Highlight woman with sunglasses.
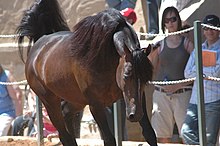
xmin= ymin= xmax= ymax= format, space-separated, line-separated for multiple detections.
xmin=149 ymin=6 xmax=194 ymax=143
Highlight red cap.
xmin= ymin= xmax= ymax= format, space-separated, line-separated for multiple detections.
xmin=120 ymin=8 xmax=137 ymax=24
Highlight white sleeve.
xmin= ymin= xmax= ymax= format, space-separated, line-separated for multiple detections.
xmin=184 ymin=51 xmax=197 ymax=78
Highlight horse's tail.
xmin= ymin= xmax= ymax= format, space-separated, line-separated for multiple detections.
xmin=16 ymin=0 xmax=70 ymax=62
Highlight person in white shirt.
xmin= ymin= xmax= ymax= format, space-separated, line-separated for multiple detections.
xmin=181 ymin=14 xmax=220 ymax=146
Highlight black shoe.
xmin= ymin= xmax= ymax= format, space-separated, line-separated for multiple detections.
xmin=145 ymin=33 xmax=156 ymax=40
xmin=145 ymin=30 xmax=158 ymax=40
xmin=139 ymin=27 xmax=145 ymax=40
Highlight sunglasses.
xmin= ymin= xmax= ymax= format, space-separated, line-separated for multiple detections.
xmin=203 ymin=27 xmax=211 ymax=31
xmin=202 ymin=26 xmax=218 ymax=31
xmin=164 ymin=17 xmax=177 ymax=23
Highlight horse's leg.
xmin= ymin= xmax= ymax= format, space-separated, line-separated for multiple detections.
xmin=139 ymin=93 xmax=158 ymax=146
xmin=41 ymin=95 xmax=77 ymax=146
xmin=71 ymin=110 xmax=83 ymax=138
xmin=61 ymin=101 xmax=83 ymax=138
xmin=89 ymin=105 xmax=116 ymax=146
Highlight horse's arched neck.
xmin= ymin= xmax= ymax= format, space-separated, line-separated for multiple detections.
xmin=90 ymin=48 xmax=120 ymax=74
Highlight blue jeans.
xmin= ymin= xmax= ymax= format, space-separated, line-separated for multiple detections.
xmin=181 ymin=100 xmax=220 ymax=146
xmin=105 ymin=0 xmax=160 ymax=34
xmin=105 ymin=0 xmax=136 ymax=10
xmin=147 ymin=0 xmax=160 ymax=34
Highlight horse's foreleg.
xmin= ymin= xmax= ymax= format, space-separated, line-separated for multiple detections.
xmin=89 ymin=105 xmax=116 ymax=146
xmin=42 ymin=96 xmax=77 ymax=146
xmin=139 ymin=93 xmax=158 ymax=146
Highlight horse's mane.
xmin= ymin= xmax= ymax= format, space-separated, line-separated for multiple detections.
xmin=17 ymin=0 xmax=69 ymax=62
xmin=70 ymin=9 xmax=127 ymax=69
xmin=17 ymin=0 xmax=69 ymax=42
xmin=133 ymin=50 xmax=153 ymax=83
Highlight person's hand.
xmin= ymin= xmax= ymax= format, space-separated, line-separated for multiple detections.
xmin=24 ymin=110 xmax=33 ymax=116
xmin=23 ymin=110 xmax=33 ymax=118
xmin=47 ymin=133 xmax=59 ymax=142
xmin=163 ymin=84 xmax=181 ymax=93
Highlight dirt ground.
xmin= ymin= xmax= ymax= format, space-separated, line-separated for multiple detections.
xmin=0 ymin=106 xmax=101 ymax=146
xmin=0 ymin=136 xmax=55 ymax=146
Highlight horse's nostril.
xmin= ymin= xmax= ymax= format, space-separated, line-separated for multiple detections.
xmin=129 ymin=113 xmax=134 ymax=119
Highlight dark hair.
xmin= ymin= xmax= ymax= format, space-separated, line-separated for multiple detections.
xmin=0 ymin=65 xmax=3 ymax=74
xmin=161 ymin=6 xmax=182 ymax=33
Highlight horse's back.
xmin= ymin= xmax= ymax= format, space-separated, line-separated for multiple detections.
xmin=26 ymin=31 xmax=89 ymax=108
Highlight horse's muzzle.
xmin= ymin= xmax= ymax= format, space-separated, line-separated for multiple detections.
xmin=128 ymin=105 xmax=136 ymax=120
xmin=126 ymin=100 xmax=143 ymax=122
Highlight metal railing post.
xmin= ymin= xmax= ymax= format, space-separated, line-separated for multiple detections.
xmin=113 ymin=100 xmax=122 ymax=146
xmin=194 ymin=21 xmax=207 ymax=146
xmin=36 ymin=96 xmax=44 ymax=146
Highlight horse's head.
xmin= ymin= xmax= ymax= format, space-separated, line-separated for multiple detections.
xmin=114 ymin=22 xmax=153 ymax=122
xmin=71 ymin=8 xmax=153 ymax=121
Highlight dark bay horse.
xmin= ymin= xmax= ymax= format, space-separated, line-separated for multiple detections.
xmin=16 ymin=0 xmax=157 ymax=145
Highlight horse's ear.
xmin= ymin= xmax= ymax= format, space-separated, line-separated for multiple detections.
xmin=113 ymin=31 xmax=127 ymax=56
xmin=142 ymin=44 xmax=152 ymax=56
xmin=113 ymin=31 xmax=132 ymax=58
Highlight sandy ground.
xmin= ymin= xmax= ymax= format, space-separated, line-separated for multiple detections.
xmin=0 ymin=106 xmax=147 ymax=146
xmin=0 ymin=106 xmax=101 ymax=146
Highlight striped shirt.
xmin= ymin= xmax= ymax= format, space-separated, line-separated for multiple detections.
xmin=184 ymin=37 xmax=220 ymax=104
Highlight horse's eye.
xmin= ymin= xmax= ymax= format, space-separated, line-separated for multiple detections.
xmin=123 ymin=73 xmax=129 ymax=80
xmin=123 ymin=62 xmax=132 ymax=80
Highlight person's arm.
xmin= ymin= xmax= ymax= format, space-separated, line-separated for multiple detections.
xmin=184 ymin=50 xmax=197 ymax=79
xmin=203 ymin=50 xmax=220 ymax=77
xmin=6 ymin=72 xmax=22 ymax=116
xmin=148 ymin=43 xmax=161 ymax=76
xmin=184 ymin=37 xmax=194 ymax=53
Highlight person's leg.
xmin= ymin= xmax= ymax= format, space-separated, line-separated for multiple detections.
xmin=120 ymin=0 xmax=137 ymax=10
xmin=146 ymin=0 xmax=159 ymax=40
xmin=144 ymin=85 xmax=154 ymax=120
xmin=173 ymin=91 xmax=191 ymax=143
xmin=205 ymin=100 xmax=220 ymax=146
xmin=0 ymin=114 xmax=14 ymax=136
xmin=151 ymin=90 xmax=175 ymax=143
xmin=181 ymin=103 xmax=200 ymax=145
xmin=105 ymin=0 xmax=121 ymax=10
xmin=11 ymin=115 xmax=28 ymax=136
xmin=27 ymin=117 xmax=35 ymax=136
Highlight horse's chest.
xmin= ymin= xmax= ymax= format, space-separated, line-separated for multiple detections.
xmin=84 ymin=80 xmax=121 ymax=106
xmin=72 ymin=62 xmax=121 ymax=106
